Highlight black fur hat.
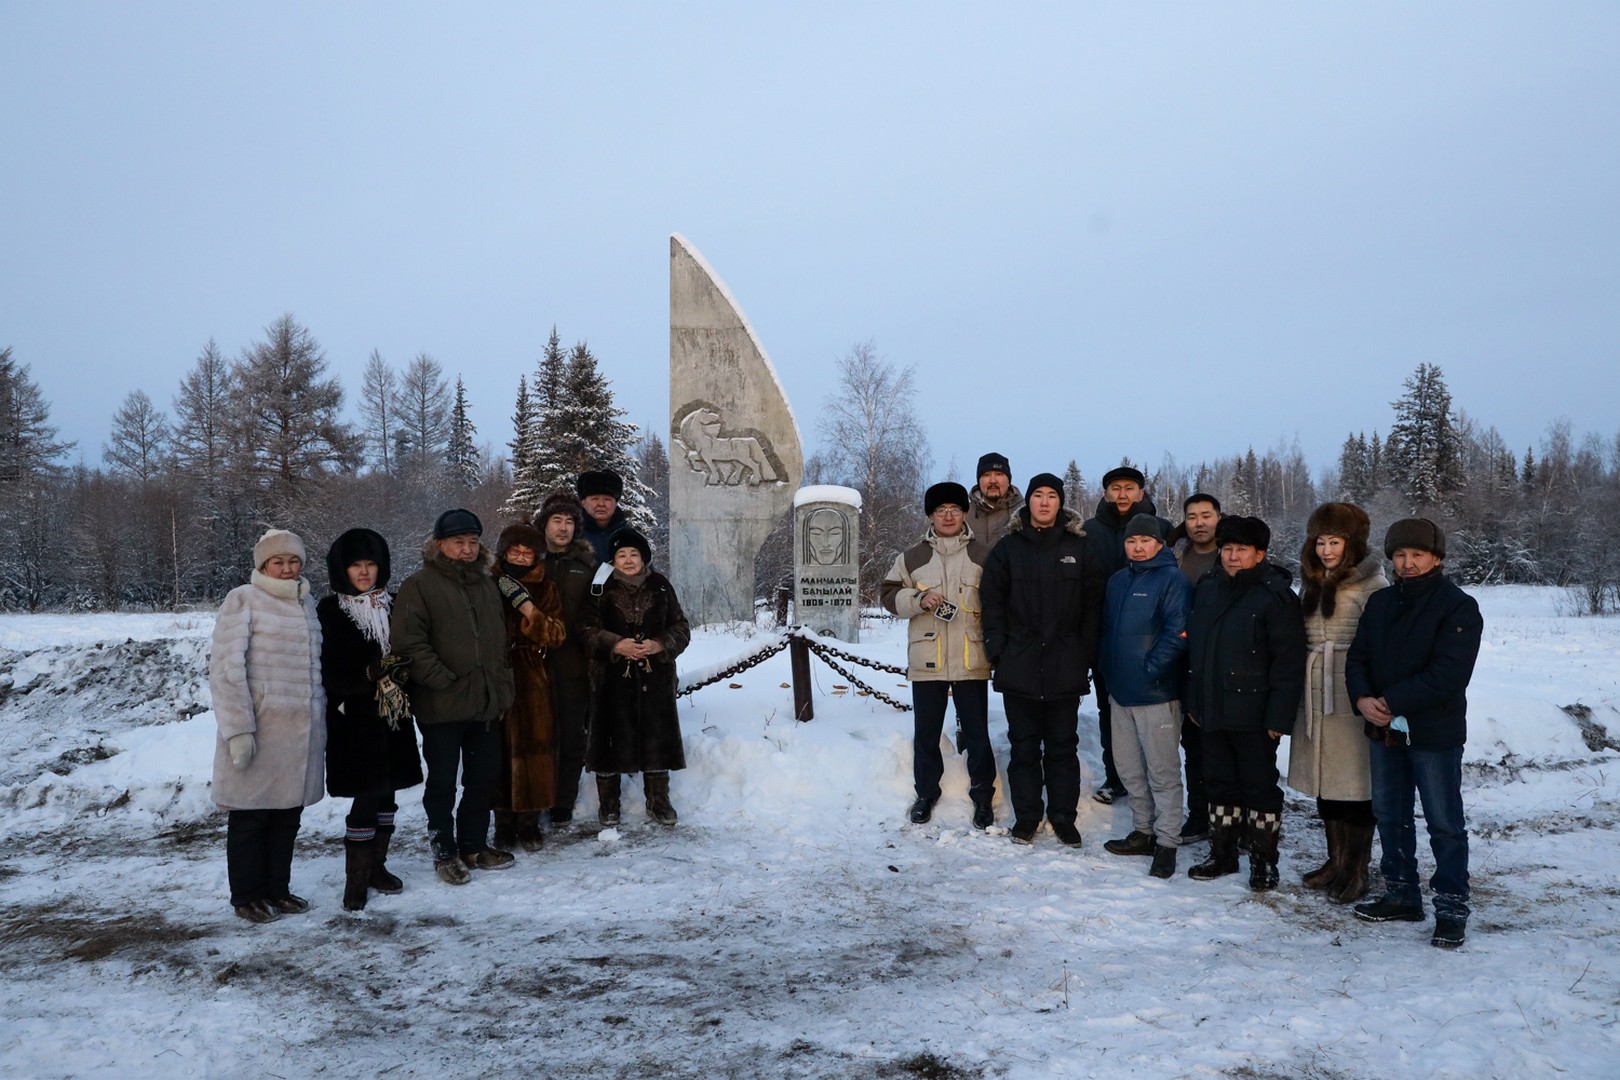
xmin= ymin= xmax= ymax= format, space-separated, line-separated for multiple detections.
xmin=327 ymin=528 xmax=391 ymax=595
xmin=1215 ymin=515 xmax=1271 ymax=552
xmin=577 ymin=470 xmax=623 ymax=501
xmin=925 ymin=481 xmax=970 ymax=517
xmin=608 ymin=527 xmax=652 ymax=565
xmin=533 ymin=490 xmax=585 ymax=533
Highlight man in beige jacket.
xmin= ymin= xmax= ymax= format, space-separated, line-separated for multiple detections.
xmin=880 ymin=482 xmax=998 ymax=829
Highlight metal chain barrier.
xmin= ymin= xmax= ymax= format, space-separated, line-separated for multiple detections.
xmin=798 ymin=635 xmax=908 ymax=677
xmin=676 ymin=634 xmax=791 ymax=698
xmin=803 ymin=639 xmax=912 ymax=712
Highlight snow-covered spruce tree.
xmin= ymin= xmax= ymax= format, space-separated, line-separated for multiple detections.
xmin=500 ymin=374 xmax=542 ymax=518
xmin=632 ymin=431 xmax=670 ymax=557
xmin=1385 ymin=363 xmax=1465 ymax=511
xmin=542 ymin=341 xmax=653 ymax=529
xmin=1337 ymin=432 xmax=1372 ymax=504
xmin=0 ymin=346 xmax=74 ymax=609
xmin=446 ymin=377 xmax=481 ymax=491
xmin=1226 ymin=447 xmax=1258 ymax=516
xmin=516 ymin=327 xmax=588 ymax=509
xmin=1062 ymin=460 xmax=1086 ymax=512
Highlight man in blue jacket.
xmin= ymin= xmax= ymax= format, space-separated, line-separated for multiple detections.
xmin=1099 ymin=517 xmax=1192 ymax=878
xmin=1347 ymin=518 xmax=1483 ymax=949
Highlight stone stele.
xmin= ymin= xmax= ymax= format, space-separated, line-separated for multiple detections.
xmin=794 ymin=485 xmax=861 ymax=642
xmin=669 ymin=234 xmax=803 ymax=626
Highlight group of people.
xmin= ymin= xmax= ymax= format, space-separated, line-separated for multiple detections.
xmin=208 ymin=470 xmax=690 ymax=922
xmin=881 ymin=453 xmax=1483 ymax=949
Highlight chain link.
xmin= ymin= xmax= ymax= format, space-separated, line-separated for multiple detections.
xmin=804 ymin=640 xmax=912 ymax=712
xmin=798 ymin=636 xmax=908 ymax=677
xmin=675 ymin=635 xmax=791 ymax=698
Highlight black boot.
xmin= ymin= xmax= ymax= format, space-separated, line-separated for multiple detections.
xmin=492 ymin=810 xmax=518 ymax=851
xmin=1329 ymin=821 xmax=1375 ymax=904
xmin=644 ymin=771 xmax=678 ymax=825
xmin=971 ymin=796 xmax=994 ymax=831
xmin=1302 ymin=818 xmax=1342 ymax=889
xmin=370 ymin=824 xmax=404 ymax=894
xmin=515 ymin=812 xmax=545 ymax=852
xmin=343 ymin=839 xmax=375 ymax=912
xmin=597 ymin=774 xmax=622 ymax=826
xmin=1149 ymin=844 xmax=1177 ymax=879
xmin=1247 ymin=809 xmax=1281 ymax=892
xmin=1188 ymin=804 xmax=1241 ymax=880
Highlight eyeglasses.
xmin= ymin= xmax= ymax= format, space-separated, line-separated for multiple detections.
xmin=933 ymin=507 xmax=964 ymax=517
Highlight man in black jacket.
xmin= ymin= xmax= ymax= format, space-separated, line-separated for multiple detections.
xmin=534 ymin=490 xmax=600 ymax=825
xmin=1347 ymin=518 xmax=1483 ymax=949
xmin=981 ymin=473 xmax=1106 ymax=847
xmin=1083 ymin=466 xmax=1174 ymax=805
xmin=1183 ymin=515 xmax=1306 ymax=890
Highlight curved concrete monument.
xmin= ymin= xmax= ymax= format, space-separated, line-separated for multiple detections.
xmin=669 ymin=234 xmax=803 ymax=625
xmin=793 ymin=485 xmax=861 ymax=642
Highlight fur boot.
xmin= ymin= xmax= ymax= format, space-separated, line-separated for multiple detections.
xmin=515 ymin=812 xmax=545 ymax=852
xmin=370 ymin=824 xmax=404 ymax=894
xmin=492 ymin=810 xmax=518 ymax=851
xmin=597 ymin=774 xmax=622 ymax=826
xmin=343 ymin=839 xmax=374 ymax=912
xmin=1188 ymin=804 xmax=1242 ymax=880
xmin=1246 ymin=808 xmax=1282 ymax=891
xmin=644 ymin=770 xmax=678 ymax=825
xmin=1302 ymin=818 xmax=1343 ymax=889
xmin=1329 ymin=821 xmax=1375 ymax=903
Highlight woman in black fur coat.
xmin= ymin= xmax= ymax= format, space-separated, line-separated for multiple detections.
xmin=318 ymin=528 xmax=424 ymax=910
xmin=579 ymin=528 xmax=691 ymax=827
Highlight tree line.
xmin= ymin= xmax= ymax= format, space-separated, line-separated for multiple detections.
xmin=3 ymin=330 xmax=1616 ymax=615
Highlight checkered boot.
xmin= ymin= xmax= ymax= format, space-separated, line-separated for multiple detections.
xmin=1188 ymin=804 xmax=1242 ymax=880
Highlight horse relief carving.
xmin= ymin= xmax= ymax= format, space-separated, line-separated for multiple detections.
xmin=672 ymin=404 xmax=785 ymax=487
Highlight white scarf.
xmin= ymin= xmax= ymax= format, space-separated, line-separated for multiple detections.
xmin=338 ymin=589 xmax=392 ymax=652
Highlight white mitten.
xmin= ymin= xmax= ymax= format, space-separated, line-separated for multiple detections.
xmin=228 ymin=732 xmax=257 ymax=770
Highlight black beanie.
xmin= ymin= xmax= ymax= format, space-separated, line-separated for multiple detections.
xmin=1384 ymin=517 xmax=1446 ymax=559
xmin=434 ymin=508 xmax=483 ymax=540
xmin=1026 ymin=472 xmax=1065 ymax=507
xmin=608 ymin=527 xmax=652 ymax=565
xmin=577 ymin=470 xmax=624 ymax=501
xmin=976 ymin=452 xmax=1010 ymax=479
xmin=1102 ymin=465 xmax=1146 ymax=489
xmin=1125 ymin=516 xmax=1165 ymax=542
xmin=925 ymin=482 xmax=970 ymax=517
xmin=1215 ymin=515 xmax=1271 ymax=551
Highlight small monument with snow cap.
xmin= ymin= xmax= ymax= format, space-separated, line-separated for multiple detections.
xmin=669 ymin=234 xmax=804 ymax=625
xmin=794 ymin=485 xmax=861 ymax=642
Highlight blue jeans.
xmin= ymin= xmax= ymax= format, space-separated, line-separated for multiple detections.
xmin=1369 ymin=740 xmax=1469 ymax=921
xmin=912 ymin=680 xmax=996 ymax=804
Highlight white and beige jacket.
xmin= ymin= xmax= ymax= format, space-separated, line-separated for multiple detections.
xmin=879 ymin=527 xmax=991 ymax=682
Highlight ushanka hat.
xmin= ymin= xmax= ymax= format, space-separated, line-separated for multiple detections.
xmin=534 ymin=490 xmax=585 ymax=532
xmin=1384 ymin=517 xmax=1446 ymax=559
xmin=577 ymin=470 xmax=623 ymax=501
xmin=1215 ymin=515 xmax=1271 ymax=551
xmin=925 ymin=482 xmax=970 ymax=517
xmin=253 ymin=528 xmax=306 ymax=570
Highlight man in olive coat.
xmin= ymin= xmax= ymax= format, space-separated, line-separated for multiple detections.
xmin=391 ymin=508 xmax=517 ymax=884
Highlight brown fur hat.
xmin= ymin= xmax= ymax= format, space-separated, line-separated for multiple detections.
xmin=533 ymin=490 xmax=586 ymax=533
xmin=496 ymin=522 xmax=546 ymax=559
xmin=1300 ymin=502 xmax=1372 ymax=618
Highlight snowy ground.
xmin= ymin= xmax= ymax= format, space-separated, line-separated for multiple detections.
xmin=2 ymin=587 xmax=1619 ymax=1078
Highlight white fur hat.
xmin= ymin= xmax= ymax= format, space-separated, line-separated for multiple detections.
xmin=253 ymin=529 xmax=307 ymax=570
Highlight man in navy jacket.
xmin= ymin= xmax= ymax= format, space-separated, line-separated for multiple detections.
xmin=1347 ymin=518 xmax=1483 ymax=949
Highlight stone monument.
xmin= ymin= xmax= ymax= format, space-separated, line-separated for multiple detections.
xmin=793 ymin=485 xmax=861 ymax=642
xmin=669 ymin=234 xmax=803 ymax=625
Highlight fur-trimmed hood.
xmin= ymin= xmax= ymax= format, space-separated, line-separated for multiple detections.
xmin=969 ymin=483 xmax=1022 ymax=514
xmin=1007 ymin=504 xmax=1087 ymax=538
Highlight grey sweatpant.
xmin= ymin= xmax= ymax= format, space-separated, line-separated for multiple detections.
xmin=1109 ymin=698 xmax=1185 ymax=848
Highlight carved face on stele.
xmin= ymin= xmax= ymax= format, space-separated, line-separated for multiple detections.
xmin=804 ymin=509 xmax=848 ymax=566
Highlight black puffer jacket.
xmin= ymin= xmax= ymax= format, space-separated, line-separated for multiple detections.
xmin=1082 ymin=495 xmax=1174 ymax=582
xmin=1345 ymin=569 xmax=1482 ymax=750
xmin=1185 ymin=561 xmax=1306 ymax=734
xmin=981 ymin=507 xmax=1106 ymax=700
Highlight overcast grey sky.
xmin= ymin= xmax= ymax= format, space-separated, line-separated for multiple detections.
xmin=4 ymin=3 xmax=1617 ymax=494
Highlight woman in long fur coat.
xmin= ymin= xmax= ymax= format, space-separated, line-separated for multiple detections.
xmin=1288 ymin=502 xmax=1388 ymax=903
xmin=210 ymin=529 xmax=326 ymax=924
xmin=580 ymin=528 xmax=691 ymax=826
xmin=491 ymin=523 xmax=568 ymax=851
xmin=318 ymin=528 xmax=424 ymax=911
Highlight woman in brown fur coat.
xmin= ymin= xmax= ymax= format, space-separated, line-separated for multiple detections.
xmin=491 ymin=523 xmax=568 ymax=851
xmin=1287 ymin=502 xmax=1388 ymax=902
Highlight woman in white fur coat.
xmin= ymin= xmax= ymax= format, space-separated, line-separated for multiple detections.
xmin=1287 ymin=502 xmax=1388 ymax=904
xmin=210 ymin=529 xmax=327 ymax=924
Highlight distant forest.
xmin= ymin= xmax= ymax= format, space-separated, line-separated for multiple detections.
xmin=2 ymin=323 xmax=1615 ymax=614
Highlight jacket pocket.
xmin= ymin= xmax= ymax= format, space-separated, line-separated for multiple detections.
xmin=909 ymin=628 xmax=943 ymax=674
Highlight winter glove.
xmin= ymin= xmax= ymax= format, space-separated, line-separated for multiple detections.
xmin=375 ymin=653 xmax=411 ymax=686
xmin=376 ymin=672 xmax=412 ymax=731
xmin=496 ymin=574 xmax=534 ymax=613
xmin=227 ymin=732 xmax=256 ymax=770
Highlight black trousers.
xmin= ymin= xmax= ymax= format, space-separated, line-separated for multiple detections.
xmin=912 ymin=680 xmax=996 ymax=803
xmin=1318 ymin=796 xmax=1376 ymax=826
xmin=226 ymin=806 xmax=303 ymax=907
xmin=1002 ymin=694 xmax=1081 ymax=825
xmin=419 ymin=719 xmax=503 ymax=859
xmin=552 ymin=675 xmax=590 ymax=814
xmin=1181 ymin=710 xmax=1207 ymax=824
xmin=1094 ymin=669 xmax=1122 ymax=790
xmin=1199 ymin=727 xmax=1283 ymax=814
xmin=345 ymin=792 xmax=400 ymax=840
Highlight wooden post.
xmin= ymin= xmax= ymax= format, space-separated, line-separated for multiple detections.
xmin=789 ymin=632 xmax=814 ymax=722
